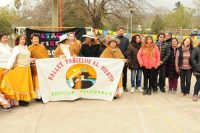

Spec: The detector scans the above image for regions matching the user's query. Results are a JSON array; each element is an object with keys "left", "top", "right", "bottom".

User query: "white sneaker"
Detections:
[
  {"left": 138, "top": 87, "right": 144, "bottom": 92},
  {"left": 130, "top": 87, "right": 135, "bottom": 93},
  {"left": 117, "top": 88, "right": 123, "bottom": 97},
  {"left": 185, "top": 94, "right": 190, "bottom": 98}
]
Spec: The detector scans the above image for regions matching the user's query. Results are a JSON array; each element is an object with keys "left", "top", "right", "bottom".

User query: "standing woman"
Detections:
[
  {"left": 166, "top": 38, "right": 179, "bottom": 93},
  {"left": 127, "top": 34, "right": 143, "bottom": 93},
  {"left": 175, "top": 38, "right": 193, "bottom": 97},
  {"left": 54, "top": 33, "right": 81, "bottom": 58},
  {"left": 28, "top": 33, "right": 49, "bottom": 100},
  {"left": 100, "top": 37, "right": 126, "bottom": 97},
  {"left": 1, "top": 35, "right": 36, "bottom": 106},
  {"left": 79, "top": 32, "right": 101, "bottom": 57},
  {"left": 67, "top": 32, "right": 82, "bottom": 56},
  {"left": 137, "top": 36, "right": 160, "bottom": 95},
  {"left": 54, "top": 34, "right": 72, "bottom": 58},
  {"left": 0, "top": 33, "right": 12, "bottom": 110}
]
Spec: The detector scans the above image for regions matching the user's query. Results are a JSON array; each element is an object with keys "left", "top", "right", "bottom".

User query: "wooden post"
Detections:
[
  {"left": 59, "top": 0, "right": 63, "bottom": 30},
  {"left": 52, "top": 0, "right": 58, "bottom": 27}
]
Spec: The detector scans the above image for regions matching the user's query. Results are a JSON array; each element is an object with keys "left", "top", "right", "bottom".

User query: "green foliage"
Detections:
[
  {"left": 164, "top": 2, "right": 193, "bottom": 29},
  {"left": 151, "top": 15, "right": 165, "bottom": 34},
  {"left": 0, "top": 7, "right": 20, "bottom": 25},
  {"left": 0, "top": 18, "right": 12, "bottom": 34},
  {"left": 0, "top": 7, "right": 22, "bottom": 34},
  {"left": 14, "top": 0, "right": 22, "bottom": 9}
]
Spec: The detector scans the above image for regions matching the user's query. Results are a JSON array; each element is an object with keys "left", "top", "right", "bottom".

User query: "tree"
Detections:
[
  {"left": 14, "top": 0, "right": 22, "bottom": 9},
  {"left": 151, "top": 15, "right": 165, "bottom": 33},
  {"left": 0, "top": 7, "right": 22, "bottom": 34},
  {"left": 193, "top": 0, "right": 200, "bottom": 29},
  {"left": 164, "top": 2, "right": 192, "bottom": 29},
  {"left": 0, "top": 7, "right": 21, "bottom": 26},
  {"left": 11, "top": 0, "right": 150, "bottom": 29},
  {"left": 62, "top": 0, "right": 149, "bottom": 28},
  {"left": 0, "top": 18, "right": 12, "bottom": 34},
  {"left": 18, "top": 0, "right": 52, "bottom": 26}
]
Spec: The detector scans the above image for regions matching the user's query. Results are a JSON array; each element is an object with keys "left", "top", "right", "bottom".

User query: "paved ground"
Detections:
[{"left": 0, "top": 73, "right": 200, "bottom": 133}]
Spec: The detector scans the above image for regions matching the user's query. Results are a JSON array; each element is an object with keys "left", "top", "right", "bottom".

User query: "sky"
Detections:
[
  {"left": 0, "top": 0, "right": 195, "bottom": 9},
  {"left": 0, "top": 0, "right": 13, "bottom": 7},
  {"left": 149, "top": 0, "right": 195, "bottom": 9}
]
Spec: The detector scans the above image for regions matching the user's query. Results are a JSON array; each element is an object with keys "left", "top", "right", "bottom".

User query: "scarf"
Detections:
[
  {"left": 182, "top": 45, "right": 190, "bottom": 52},
  {"left": 142, "top": 43, "right": 156, "bottom": 57}
]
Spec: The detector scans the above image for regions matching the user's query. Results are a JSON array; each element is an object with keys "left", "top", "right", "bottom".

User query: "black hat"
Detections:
[{"left": 81, "top": 72, "right": 92, "bottom": 78}]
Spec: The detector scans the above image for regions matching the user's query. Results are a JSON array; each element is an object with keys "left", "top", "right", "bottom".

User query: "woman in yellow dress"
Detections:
[
  {"left": 1, "top": 34, "right": 36, "bottom": 106},
  {"left": 0, "top": 33, "right": 12, "bottom": 111}
]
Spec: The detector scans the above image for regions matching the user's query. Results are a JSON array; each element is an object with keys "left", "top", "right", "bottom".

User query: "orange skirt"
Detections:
[
  {"left": 1, "top": 66, "right": 36, "bottom": 101},
  {"left": 0, "top": 68, "right": 5, "bottom": 88}
]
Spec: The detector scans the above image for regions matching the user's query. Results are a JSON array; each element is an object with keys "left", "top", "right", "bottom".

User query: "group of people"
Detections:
[
  {"left": 125, "top": 31, "right": 200, "bottom": 102},
  {"left": 0, "top": 26, "right": 200, "bottom": 111}
]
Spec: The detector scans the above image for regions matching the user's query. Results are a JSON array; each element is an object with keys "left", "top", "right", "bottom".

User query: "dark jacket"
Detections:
[
  {"left": 190, "top": 45, "right": 200, "bottom": 76},
  {"left": 126, "top": 43, "right": 141, "bottom": 70},
  {"left": 79, "top": 43, "right": 101, "bottom": 57},
  {"left": 165, "top": 38, "right": 172, "bottom": 46},
  {"left": 116, "top": 35, "right": 129, "bottom": 57},
  {"left": 156, "top": 41, "right": 171, "bottom": 64},
  {"left": 166, "top": 46, "right": 179, "bottom": 78}
]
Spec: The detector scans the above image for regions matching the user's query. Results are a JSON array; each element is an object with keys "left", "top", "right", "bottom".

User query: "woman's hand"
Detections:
[
  {"left": 72, "top": 55, "right": 77, "bottom": 58},
  {"left": 30, "top": 58, "right": 36, "bottom": 63},
  {"left": 123, "top": 59, "right": 127, "bottom": 63},
  {"left": 176, "top": 68, "right": 180, "bottom": 74}
]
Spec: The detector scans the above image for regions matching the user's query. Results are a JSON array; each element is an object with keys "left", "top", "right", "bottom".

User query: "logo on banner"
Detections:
[{"left": 66, "top": 64, "right": 97, "bottom": 89}]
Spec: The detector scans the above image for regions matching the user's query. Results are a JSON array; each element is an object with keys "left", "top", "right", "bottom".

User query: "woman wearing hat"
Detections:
[
  {"left": 100, "top": 37, "right": 127, "bottom": 97},
  {"left": 0, "top": 33, "right": 12, "bottom": 111},
  {"left": 54, "top": 33, "right": 81, "bottom": 58},
  {"left": 79, "top": 32, "right": 101, "bottom": 57},
  {"left": 137, "top": 36, "right": 160, "bottom": 95}
]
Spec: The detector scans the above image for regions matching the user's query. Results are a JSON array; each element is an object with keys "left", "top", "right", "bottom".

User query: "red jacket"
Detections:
[{"left": 137, "top": 46, "right": 160, "bottom": 69}]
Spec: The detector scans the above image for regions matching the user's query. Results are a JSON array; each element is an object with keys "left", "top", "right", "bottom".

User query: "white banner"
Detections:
[{"left": 36, "top": 57, "right": 124, "bottom": 103}]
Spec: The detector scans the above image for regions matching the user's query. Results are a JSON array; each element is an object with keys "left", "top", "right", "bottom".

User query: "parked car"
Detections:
[{"left": 190, "top": 30, "right": 200, "bottom": 36}]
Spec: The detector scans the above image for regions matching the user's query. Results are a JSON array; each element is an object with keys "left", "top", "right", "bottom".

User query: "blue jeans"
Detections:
[{"left": 131, "top": 69, "right": 142, "bottom": 87}]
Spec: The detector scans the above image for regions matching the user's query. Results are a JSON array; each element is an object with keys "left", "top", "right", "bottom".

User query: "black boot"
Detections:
[
  {"left": 143, "top": 89, "right": 149, "bottom": 95},
  {"left": 19, "top": 101, "right": 29, "bottom": 106},
  {"left": 160, "top": 88, "right": 166, "bottom": 93},
  {"left": 153, "top": 87, "right": 158, "bottom": 92},
  {"left": 35, "top": 98, "right": 42, "bottom": 102},
  {"left": 123, "top": 87, "right": 128, "bottom": 92},
  {"left": 148, "top": 88, "right": 151, "bottom": 95}
]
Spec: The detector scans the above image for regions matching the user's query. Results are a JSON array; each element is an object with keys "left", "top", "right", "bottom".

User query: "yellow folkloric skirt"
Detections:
[
  {"left": 0, "top": 68, "right": 7, "bottom": 105},
  {"left": 0, "top": 68, "right": 5, "bottom": 87},
  {"left": 1, "top": 66, "right": 36, "bottom": 101}
]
